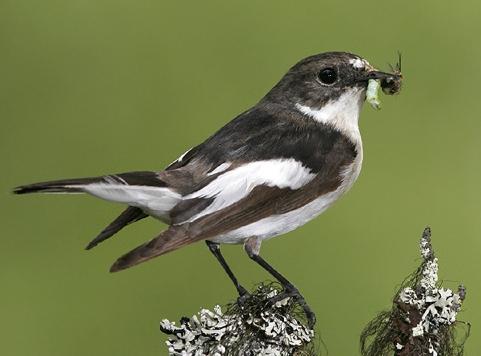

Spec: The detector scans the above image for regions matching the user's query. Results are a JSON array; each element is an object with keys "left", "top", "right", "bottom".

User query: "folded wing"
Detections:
[{"left": 110, "top": 155, "right": 354, "bottom": 271}]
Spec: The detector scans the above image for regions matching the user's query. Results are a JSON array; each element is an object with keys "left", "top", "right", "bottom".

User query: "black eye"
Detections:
[{"left": 318, "top": 68, "right": 337, "bottom": 85}]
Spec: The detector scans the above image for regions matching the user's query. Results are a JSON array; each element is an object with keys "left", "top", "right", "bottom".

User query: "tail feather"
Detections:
[
  {"left": 110, "top": 225, "right": 200, "bottom": 272},
  {"left": 85, "top": 206, "right": 148, "bottom": 250},
  {"left": 13, "top": 171, "right": 178, "bottom": 216},
  {"left": 13, "top": 177, "right": 102, "bottom": 195}
]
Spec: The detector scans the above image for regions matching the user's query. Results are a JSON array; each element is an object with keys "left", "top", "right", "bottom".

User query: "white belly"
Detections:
[{"left": 212, "top": 148, "right": 363, "bottom": 244}]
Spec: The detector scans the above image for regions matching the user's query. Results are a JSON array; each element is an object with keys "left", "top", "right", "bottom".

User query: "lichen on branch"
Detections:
[
  {"left": 360, "top": 227, "right": 469, "bottom": 356},
  {"left": 160, "top": 283, "right": 316, "bottom": 356}
]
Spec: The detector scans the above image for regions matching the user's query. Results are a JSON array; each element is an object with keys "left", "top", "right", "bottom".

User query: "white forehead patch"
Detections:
[{"left": 349, "top": 57, "right": 370, "bottom": 69}]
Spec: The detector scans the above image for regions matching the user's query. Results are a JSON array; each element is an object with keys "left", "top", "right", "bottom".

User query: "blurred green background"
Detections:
[{"left": 1, "top": 1, "right": 480, "bottom": 355}]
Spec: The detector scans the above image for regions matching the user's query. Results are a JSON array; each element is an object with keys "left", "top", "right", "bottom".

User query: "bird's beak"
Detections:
[
  {"left": 360, "top": 69, "right": 401, "bottom": 82},
  {"left": 359, "top": 69, "right": 403, "bottom": 95}
]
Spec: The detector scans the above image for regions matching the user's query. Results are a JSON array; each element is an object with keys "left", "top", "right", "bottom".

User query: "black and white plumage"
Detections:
[{"left": 14, "top": 52, "right": 401, "bottom": 325}]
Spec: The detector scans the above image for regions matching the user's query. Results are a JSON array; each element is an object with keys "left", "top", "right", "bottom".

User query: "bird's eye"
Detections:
[{"left": 318, "top": 68, "right": 338, "bottom": 85}]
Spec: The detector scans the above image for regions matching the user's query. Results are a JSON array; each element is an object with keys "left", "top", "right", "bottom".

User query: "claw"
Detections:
[
  {"left": 265, "top": 291, "right": 292, "bottom": 307},
  {"left": 265, "top": 286, "right": 316, "bottom": 328},
  {"left": 238, "top": 285, "right": 249, "bottom": 296},
  {"left": 236, "top": 286, "right": 251, "bottom": 307}
]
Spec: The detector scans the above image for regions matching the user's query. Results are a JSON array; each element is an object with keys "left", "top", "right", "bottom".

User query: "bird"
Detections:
[{"left": 14, "top": 51, "right": 401, "bottom": 326}]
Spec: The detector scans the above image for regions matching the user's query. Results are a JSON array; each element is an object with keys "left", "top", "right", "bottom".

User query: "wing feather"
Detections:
[{"left": 109, "top": 173, "right": 343, "bottom": 272}]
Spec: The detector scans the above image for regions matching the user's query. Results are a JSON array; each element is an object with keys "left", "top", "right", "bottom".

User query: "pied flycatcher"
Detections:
[{"left": 14, "top": 52, "right": 402, "bottom": 326}]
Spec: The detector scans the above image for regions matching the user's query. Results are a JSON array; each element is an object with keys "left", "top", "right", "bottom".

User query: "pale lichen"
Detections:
[
  {"left": 398, "top": 229, "right": 464, "bottom": 345},
  {"left": 360, "top": 227, "right": 469, "bottom": 356},
  {"left": 160, "top": 283, "right": 316, "bottom": 356}
]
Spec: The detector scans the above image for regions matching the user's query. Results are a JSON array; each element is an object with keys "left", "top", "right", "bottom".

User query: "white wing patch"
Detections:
[
  {"left": 167, "top": 147, "right": 193, "bottom": 168},
  {"left": 185, "top": 159, "right": 316, "bottom": 222},
  {"left": 207, "top": 162, "right": 232, "bottom": 176},
  {"left": 177, "top": 148, "right": 192, "bottom": 162},
  {"left": 213, "top": 154, "right": 363, "bottom": 244}
]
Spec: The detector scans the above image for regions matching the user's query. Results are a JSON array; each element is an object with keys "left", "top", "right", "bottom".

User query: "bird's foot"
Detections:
[
  {"left": 236, "top": 285, "right": 251, "bottom": 307},
  {"left": 266, "top": 286, "right": 316, "bottom": 329}
]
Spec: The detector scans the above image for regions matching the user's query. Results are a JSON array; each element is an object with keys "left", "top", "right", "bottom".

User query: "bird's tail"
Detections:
[
  {"left": 13, "top": 170, "right": 176, "bottom": 203},
  {"left": 85, "top": 206, "right": 148, "bottom": 250},
  {"left": 110, "top": 224, "right": 203, "bottom": 272},
  {"left": 13, "top": 177, "right": 103, "bottom": 194}
]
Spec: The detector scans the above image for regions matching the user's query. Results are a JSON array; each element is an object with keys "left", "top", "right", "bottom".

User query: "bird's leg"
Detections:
[
  {"left": 244, "top": 238, "right": 316, "bottom": 328},
  {"left": 205, "top": 241, "right": 249, "bottom": 301}
]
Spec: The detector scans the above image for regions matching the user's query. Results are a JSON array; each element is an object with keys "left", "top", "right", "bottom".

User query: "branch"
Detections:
[
  {"left": 160, "top": 283, "right": 316, "bottom": 355},
  {"left": 360, "top": 227, "right": 470, "bottom": 356},
  {"left": 158, "top": 227, "right": 470, "bottom": 355}
]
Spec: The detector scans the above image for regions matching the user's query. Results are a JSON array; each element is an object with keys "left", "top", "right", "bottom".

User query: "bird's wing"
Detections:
[
  {"left": 179, "top": 170, "right": 346, "bottom": 238},
  {"left": 109, "top": 164, "right": 348, "bottom": 272},
  {"left": 110, "top": 117, "right": 359, "bottom": 271},
  {"left": 166, "top": 106, "right": 360, "bottom": 224}
]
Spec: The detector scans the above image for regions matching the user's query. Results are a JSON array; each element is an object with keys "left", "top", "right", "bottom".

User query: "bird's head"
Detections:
[{"left": 262, "top": 51, "right": 402, "bottom": 111}]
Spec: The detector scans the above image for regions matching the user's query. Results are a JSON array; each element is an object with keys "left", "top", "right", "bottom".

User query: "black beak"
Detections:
[
  {"left": 360, "top": 70, "right": 401, "bottom": 82},
  {"left": 359, "top": 70, "right": 403, "bottom": 95}
]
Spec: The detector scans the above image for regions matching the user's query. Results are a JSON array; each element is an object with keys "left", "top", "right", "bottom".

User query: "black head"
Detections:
[{"left": 262, "top": 51, "right": 399, "bottom": 109}]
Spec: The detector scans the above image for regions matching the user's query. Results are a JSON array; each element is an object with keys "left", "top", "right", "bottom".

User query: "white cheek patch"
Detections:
[{"left": 185, "top": 159, "right": 316, "bottom": 222}]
